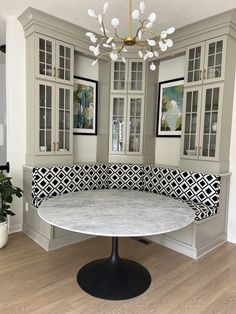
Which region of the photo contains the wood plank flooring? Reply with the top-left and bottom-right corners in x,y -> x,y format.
0,232 -> 236,314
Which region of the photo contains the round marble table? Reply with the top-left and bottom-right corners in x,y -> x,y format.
38,189 -> 195,300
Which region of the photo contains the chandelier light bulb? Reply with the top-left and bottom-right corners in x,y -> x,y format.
148,12 -> 156,23
103,2 -> 109,14
88,9 -> 96,18
132,10 -> 140,20
150,62 -> 156,71
166,27 -> 175,34
86,0 -> 175,71
111,18 -> 119,28
140,2 -> 145,14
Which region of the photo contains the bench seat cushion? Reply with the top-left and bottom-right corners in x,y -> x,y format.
181,200 -> 218,221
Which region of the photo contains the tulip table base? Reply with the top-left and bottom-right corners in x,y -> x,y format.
77,237 -> 151,300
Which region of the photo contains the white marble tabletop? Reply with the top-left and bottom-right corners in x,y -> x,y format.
38,189 -> 195,237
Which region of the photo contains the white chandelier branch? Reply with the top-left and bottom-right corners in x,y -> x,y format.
101,20 -> 109,39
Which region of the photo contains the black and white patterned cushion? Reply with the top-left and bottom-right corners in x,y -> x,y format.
181,199 -> 218,221
107,163 -> 144,190
143,166 -> 221,220
32,164 -> 108,207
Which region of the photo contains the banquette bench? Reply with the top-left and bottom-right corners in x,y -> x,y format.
23,163 -> 229,259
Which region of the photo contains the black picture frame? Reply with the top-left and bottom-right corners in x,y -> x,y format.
156,77 -> 184,137
73,76 -> 98,135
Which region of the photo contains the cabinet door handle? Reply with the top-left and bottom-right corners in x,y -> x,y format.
53,67 -> 56,77
203,69 -> 206,80
199,70 -> 202,80
57,142 -> 59,151
53,142 -> 56,151
194,146 -> 198,156
57,68 -> 60,78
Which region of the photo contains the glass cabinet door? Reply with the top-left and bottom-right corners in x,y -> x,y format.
128,60 -> 145,93
36,34 -> 55,80
110,96 -> 126,153
111,61 -> 127,93
200,84 -> 222,159
38,82 -> 55,153
185,43 -> 204,86
182,88 -> 201,158
204,37 -> 226,82
56,42 -> 74,84
56,86 -> 73,153
127,96 -> 143,154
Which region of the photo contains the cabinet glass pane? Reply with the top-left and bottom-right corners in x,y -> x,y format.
130,62 -> 143,91
183,90 -> 199,156
113,61 -> 126,91
39,84 -> 52,152
202,87 -> 220,157
58,45 -> 71,81
206,40 -> 223,79
128,98 -> 142,152
38,38 -> 53,78
187,46 -> 202,83
58,87 -> 71,151
112,97 -> 125,151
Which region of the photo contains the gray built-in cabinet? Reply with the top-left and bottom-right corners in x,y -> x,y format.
109,59 -> 156,164
25,33 -> 74,166
180,33 -> 236,173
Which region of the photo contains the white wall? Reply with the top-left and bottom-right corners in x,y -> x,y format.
227,69 -> 236,243
0,52 -> 6,164
155,56 -> 185,166
6,17 -> 26,233
73,54 -> 98,163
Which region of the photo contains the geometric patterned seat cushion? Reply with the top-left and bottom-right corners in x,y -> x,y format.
32,163 -> 108,208
143,166 -> 221,207
107,163 -> 144,190
181,199 -> 218,221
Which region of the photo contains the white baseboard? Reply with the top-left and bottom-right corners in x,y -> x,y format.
9,224 -> 23,234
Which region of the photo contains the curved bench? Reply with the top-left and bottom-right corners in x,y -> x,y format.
31,163 -> 221,221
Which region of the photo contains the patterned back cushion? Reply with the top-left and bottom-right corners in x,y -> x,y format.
143,166 -> 221,207
32,164 -> 108,207
107,163 -> 144,190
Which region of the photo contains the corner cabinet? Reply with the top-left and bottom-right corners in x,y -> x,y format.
25,32 -> 74,166
109,59 -> 152,164
180,34 -> 235,173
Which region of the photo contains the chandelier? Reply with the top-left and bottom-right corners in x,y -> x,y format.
86,0 -> 175,71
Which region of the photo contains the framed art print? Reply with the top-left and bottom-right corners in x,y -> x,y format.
73,76 -> 98,135
156,78 -> 184,137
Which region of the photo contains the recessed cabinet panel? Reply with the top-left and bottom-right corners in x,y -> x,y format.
186,43 -> 204,85
56,42 -> 74,84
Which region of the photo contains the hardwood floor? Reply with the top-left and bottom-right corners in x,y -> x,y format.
1,233 -> 236,314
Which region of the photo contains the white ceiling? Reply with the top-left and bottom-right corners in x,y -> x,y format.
0,0 -> 235,46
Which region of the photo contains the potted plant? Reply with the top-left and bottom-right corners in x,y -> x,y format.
0,172 -> 23,248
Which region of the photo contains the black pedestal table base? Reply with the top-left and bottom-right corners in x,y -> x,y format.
77,237 -> 151,300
